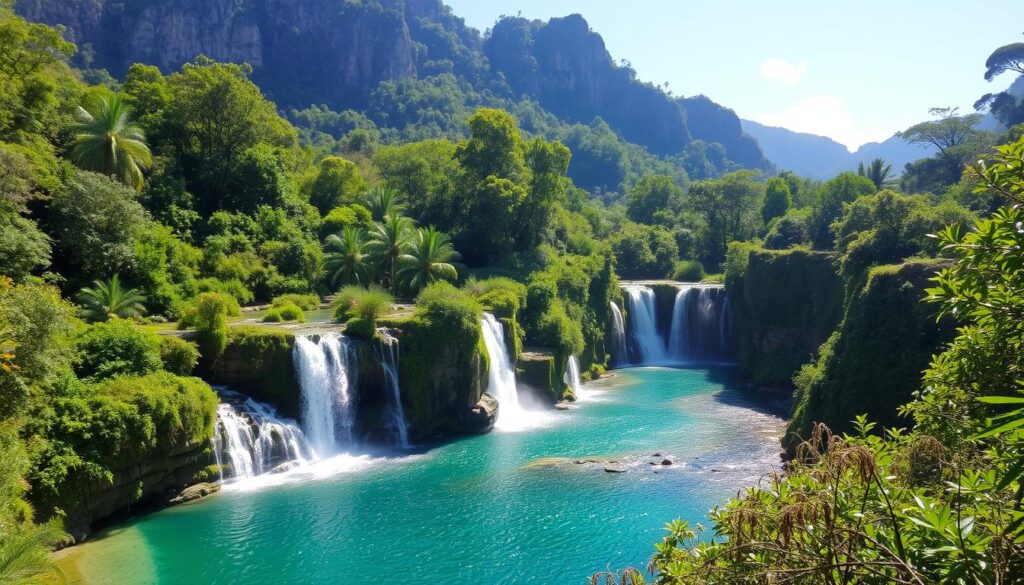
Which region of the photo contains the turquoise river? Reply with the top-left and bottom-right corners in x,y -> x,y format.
58,367 -> 784,584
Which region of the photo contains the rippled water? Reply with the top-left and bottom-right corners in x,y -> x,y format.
61,367 -> 783,585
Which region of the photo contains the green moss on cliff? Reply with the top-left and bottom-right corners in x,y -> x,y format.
203,326 -> 302,418
725,245 -> 844,387
784,260 -> 953,456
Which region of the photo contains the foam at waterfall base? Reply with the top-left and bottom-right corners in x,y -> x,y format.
220,452 -> 426,493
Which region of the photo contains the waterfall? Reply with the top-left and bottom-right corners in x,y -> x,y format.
623,286 -> 667,365
294,334 -> 358,457
376,329 -> 409,448
213,393 -> 310,481
608,301 -> 628,367
719,297 -> 733,355
565,355 -> 582,396
481,313 -> 528,430
668,285 -> 697,360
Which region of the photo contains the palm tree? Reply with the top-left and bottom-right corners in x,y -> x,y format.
857,158 -> 894,190
0,520 -> 64,585
399,227 -> 460,292
362,187 -> 407,221
324,226 -> 373,287
76,274 -> 147,322
366,214 -> 413,293
70,95 -> 153,191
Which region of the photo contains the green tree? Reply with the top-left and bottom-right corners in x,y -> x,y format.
686,170 -> 764,267
806,171 -> 876,249
856,157 -> 893,190
897,107 -> 984,155
69,95 -> 153,191
398,227 -> 459,292
73,318 -> 162,381
362,187 -> 407,222
324,226 -> 372,288
760,177 -> 791,225
76,274 -> 147,323
367,214 -> 414,293
975,36 -> 1024,128
626,175 -> 682,224
307,156 -> 365,214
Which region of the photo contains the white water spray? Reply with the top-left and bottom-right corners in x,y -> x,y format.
294,334 -> 357,457
213,394 -> 310,481
608,301 -> 628,367
376,329 -> 410,448
668,285 -> 697,360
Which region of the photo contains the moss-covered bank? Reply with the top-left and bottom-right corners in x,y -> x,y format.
783,260 -> 955,456
201,327 -> 303,419
725,248 -> 844,388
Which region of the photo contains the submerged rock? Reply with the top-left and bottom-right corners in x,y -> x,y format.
604,466 -> 627,473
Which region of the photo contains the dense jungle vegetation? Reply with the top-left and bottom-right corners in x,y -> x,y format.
1,0 -> 1023,582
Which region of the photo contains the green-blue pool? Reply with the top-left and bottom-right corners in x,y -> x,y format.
60,367 -> 783,584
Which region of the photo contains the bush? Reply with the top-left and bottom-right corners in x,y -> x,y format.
319,204 -> 372,239
182,293 -> 231,360
73,319 -> 162,382
271,293 -> 319,311
478,289 -> 520,319
159,336 -> 200,376
332,285 -> 392,323
764,210 -> 809,250
671,259 -> 705,282
262,303 -> 305,323
414,282 -> 482,335
535,302 -> 585,358
196,277 -> 253,305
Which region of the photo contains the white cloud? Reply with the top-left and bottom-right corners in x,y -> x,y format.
759,58 -> 808,87
751,96 -> 889,150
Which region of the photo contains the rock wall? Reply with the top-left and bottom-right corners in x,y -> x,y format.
783,261 -> 955,456
726,248 -> 844,388
203,327 -> 302,419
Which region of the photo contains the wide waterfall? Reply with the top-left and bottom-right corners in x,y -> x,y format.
376,329 -> 410,448
623,286 -> 668,364
666,285 -> 733,362
294,334 -> 358,456
213,392 -> 311,481
608,301 -> 628,367
481,313 -> 529,430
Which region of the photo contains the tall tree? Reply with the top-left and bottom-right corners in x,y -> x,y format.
975,36 -> 1024,127
398,227 -> 459,292
362,187 -> 407,222
626,175 -> 683,224
760,177 -> 792,224
897,107 -> 982,155
70,95 -> 153,191
366,214 -> 413,293
323,226 -> 372,288
857,158 -> 893,190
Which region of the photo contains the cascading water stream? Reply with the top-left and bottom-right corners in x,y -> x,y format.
608,301 -> 628,367
376,329 -> 410,448
213,393 -> 310,481
481,312 -> 529,430
668,285 -> 696,360
564,355 -> 586,401
294,334 -> 357,457
623,286 -> 667,364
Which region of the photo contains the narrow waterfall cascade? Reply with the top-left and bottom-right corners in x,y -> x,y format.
481,313 -> 529,430
667,285 -> 697,359
564,355 -> 585,399
623,286 -> 668,365
608,301 -> 628,367
293,334 -> 358,457
213,393 -> 311,481
376,329 -> 410,448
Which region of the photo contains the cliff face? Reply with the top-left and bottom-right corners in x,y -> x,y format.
17,0 -> 419,109
727,249 -> 844,388
783,261 -> 956,456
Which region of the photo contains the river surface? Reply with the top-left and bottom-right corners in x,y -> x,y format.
59,367 -> 783,584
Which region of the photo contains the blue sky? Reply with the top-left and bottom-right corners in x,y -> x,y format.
445,0 -> 1024,150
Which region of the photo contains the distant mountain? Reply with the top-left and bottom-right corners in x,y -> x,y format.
741,120 -> 935,180
18,0 -> 770,176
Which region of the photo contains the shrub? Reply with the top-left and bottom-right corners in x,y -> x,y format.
196,277 -> 253,305
414,282 -> 482,335
670,259 -> 705,282
318,204 -> 372,239
332,285 -> 392,323
478,288 -> 520,319
262,303 -> 305,323
178,292 -> 240,329
271,293 -> 319,311
535,302 -> 585,358
73,319 -> 162,382
159,336 -> 200,376
183,293 -> 231,360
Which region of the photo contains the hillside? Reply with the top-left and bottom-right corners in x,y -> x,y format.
17,0 -> 770,184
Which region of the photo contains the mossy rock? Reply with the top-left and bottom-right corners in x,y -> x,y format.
728,248 -> 844,388
517,350 -> 566,404
202,327 -> 303,419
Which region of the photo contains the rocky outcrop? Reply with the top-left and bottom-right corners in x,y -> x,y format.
18,0 -> 419,109
517,350 -> 567,404
203,327 -> 302,419
678,95 -> 769,170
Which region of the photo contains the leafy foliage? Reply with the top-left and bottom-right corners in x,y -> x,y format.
76,274 -> 147,322
70,94 -> 152,191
